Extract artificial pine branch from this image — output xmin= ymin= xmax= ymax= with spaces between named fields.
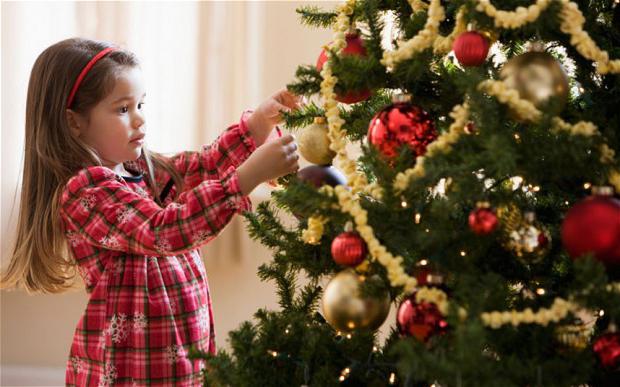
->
xmin=296 ymin=6 xmax=337 ymax=28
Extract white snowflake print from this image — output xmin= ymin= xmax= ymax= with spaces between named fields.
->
xmin=97 ymin=363 xmax=117 ymax=387
xmin=132 ymin=313 xmax=147 ymax=333
xmin=99 ymin=235 xmax=121 ymax=249
xmin=70 ymin=356 xmax=84 ymax=374
xmin=66 ymin=231 xmax=85 ymax=247
xmin=167 ymin=202 xmax=183 ymax=210
xmin=80 ymin=195 xmax=97 ymax=212
xmin=164 ymin=344 xmax=186 ymax=364
xmin=77 ymin=266 xmax=92 ymax=287
xmin=116 ymin=207 xmax=133 ymax=225
xmin=197 ymin=306 xmax=210 ymax=334
xmin=105 ymin=314 xmax=128 ymax=344
xmin=155 ymin=238 xmax=172 ymax=254
xmin=98 ymin=331 xmax=107 ymax=349
xmin=191 ymin=230 xmax=210 ymax=244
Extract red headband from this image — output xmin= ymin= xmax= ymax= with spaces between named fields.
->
xmin=66 ymin=47 xmax=116 ymax=108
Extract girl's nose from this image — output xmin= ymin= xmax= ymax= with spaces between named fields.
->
xmin=133 ymin=114 xmax=145 ymax=129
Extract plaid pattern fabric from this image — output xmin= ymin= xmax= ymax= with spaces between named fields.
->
xmin=61 ymin=113 xmax=256 ymax=387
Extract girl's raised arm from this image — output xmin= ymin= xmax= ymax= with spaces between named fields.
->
xmin=60 ymin=165 xmax=250 ymax=256
xmin=139 ymin=112 xmax=257 ymax=197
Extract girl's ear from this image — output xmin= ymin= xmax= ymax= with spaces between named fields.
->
xmin=65 ymin=109 xmax=83 ymax=138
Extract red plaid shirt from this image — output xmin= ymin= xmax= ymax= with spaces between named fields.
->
xmin=60 ymin=112 xmax=256 ymax=387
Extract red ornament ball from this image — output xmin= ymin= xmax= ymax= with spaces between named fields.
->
xmin=367 ymin=99 xmax=438 ymax=160
xmin=411 ymin=262 xmax=445 ymax=287
xmin=468 ymin=206 xmax=499 ymax=235
xmin=297 ymin=165 xmax=347 ymax=188
xmin=412 ymin=265 xmax=433 ymax=287
xmin=396 ymin=294 xmax=448 ymax=342
xmin=331 ymin=232 xmax=367 ymax=267
xmin=453 ymin=31 xmax=490 ymax=67
xmin=593 ymin=332 xmax=620 ymax=369
xmin=561 ymin=190 xmax=620 ymax=266
xmin=316 ymin=33 xmax=371 ymax=104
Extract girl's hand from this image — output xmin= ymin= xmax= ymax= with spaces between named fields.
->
xmin=237 ymin=134 xmax=299 ymax=195
xmin=246 ymin=89 xmax=301 ymax=146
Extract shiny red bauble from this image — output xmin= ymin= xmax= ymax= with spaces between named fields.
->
xmin=331 ymin=232 xmax=367 ymax=267
xmin=468 ymin=206 xmax=499 ymax=235
xmin=396 ymin=295 xmax=448 ymax=342
xmin=297 ymin=165 xmax=347 ymax=188
xmin=367 ymin=99 xmax=437 ymax=160
xmin=316 ymin=33 xmax=371 ymax=104
xmin=593 ymin=332 xmax=620 ymax=369
xmin=453 ymin=31 xmax=490 ymax=67
xmin=561 ymin=190 xmax=620 ymax=266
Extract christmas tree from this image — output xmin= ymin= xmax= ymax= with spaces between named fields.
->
xmin=191 ymin=0 xmax=620 ymax=385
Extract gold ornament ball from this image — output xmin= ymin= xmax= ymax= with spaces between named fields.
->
xmin=500 ymin=51 xmax=569 ymax=117
xmin=502 ymin=211 xmax=551 ymax=264
xmin=321 ymin=269 xmax=390 ymax=332
xmin=298 ymin=117 xmax=336 ymax=165
xmin=554 ymin=319 xmax=595 ymax=351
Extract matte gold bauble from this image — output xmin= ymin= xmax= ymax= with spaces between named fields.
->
xmin=321 ymin=269 xmax=390 ymax=332
xmin=500 ymin=51 xmax=569 ymax=117
xmin=298 ymin=117 xmax=336 ymax=165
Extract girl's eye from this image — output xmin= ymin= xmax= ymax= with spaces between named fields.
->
xmin=138 ymin=102 xmax=145 ymax=110
xmin=119 ymin=106 xmax=129 ymax=114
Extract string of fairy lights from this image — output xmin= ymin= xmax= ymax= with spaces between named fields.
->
xmin=287 ymin=0 xmax=620 ymax=384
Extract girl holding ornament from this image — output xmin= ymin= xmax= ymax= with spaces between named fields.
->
xmin=0 ymin=38 xmax=301 ymax=386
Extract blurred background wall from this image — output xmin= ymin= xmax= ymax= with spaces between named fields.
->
xmin=1 ymin=2 xmax=397 ymax=385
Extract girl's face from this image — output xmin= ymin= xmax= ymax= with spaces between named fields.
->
xmin=77 ymin=66 xmax=146 ymax=169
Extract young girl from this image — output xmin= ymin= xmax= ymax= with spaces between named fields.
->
xmin=0 ymin=37 xmax=300 ymax=386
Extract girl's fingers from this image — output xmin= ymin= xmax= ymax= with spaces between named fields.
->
xmin=285 ymin=150 xmax=299 ymax=162
xmin=289 ymin=160 xmax=300 ymax=173
xmin=278 ymin=90 xmax=301 ymax=109
xmin=277 ymin=103 xmax=292 ymax=115
xmin=279 ymin=134 xmax=295 ymax=144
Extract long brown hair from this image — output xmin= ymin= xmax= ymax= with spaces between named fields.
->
xmin=0 ymin=38 xmax=183 ymax=294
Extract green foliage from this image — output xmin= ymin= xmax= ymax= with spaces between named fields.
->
xmin=198 ymin=0 xmax=620 ymax=385
xmin=297 ymin=6 xmax=337 ymax=28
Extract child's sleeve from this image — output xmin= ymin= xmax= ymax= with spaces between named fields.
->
xmin=153 ymin=111 xmax=257 ymax=193
xmin=60 ymin=166 xmax=250 ymax=256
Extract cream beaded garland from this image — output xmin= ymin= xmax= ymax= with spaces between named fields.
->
xmin=301 ymin=216 xmax=328 ymax=245
xmin=381 ymin=0 xmax=445 ymax=70
xmin=558 ymin=0 xmax=620 ymax=74
xmin=481 ymin=298 xmax=578 ymax=329
xmin=433 ymin=7 xmax=467 ymax=55
xmin=306 ymin=0 xmax=620 ymax=326
xmin=476 ymin=0 xmax=551 ymax=29
xmin=479 ymin=78 xmax=620 ymax=192
xmin=394 ymin=102 xmax=470 ymax=193
xmin=323 ymin=185 xmax=419 ymax=293
xmin=320 ymin=0 xmax=369 ymax=195
xmin=475 ymin=0 xmax=620 ymax=75
xmin=478 ymin=79 xmax=542 ymax=122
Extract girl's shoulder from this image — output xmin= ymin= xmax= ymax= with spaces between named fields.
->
xmin=62 ymin=166 xmax=125 ymax=200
